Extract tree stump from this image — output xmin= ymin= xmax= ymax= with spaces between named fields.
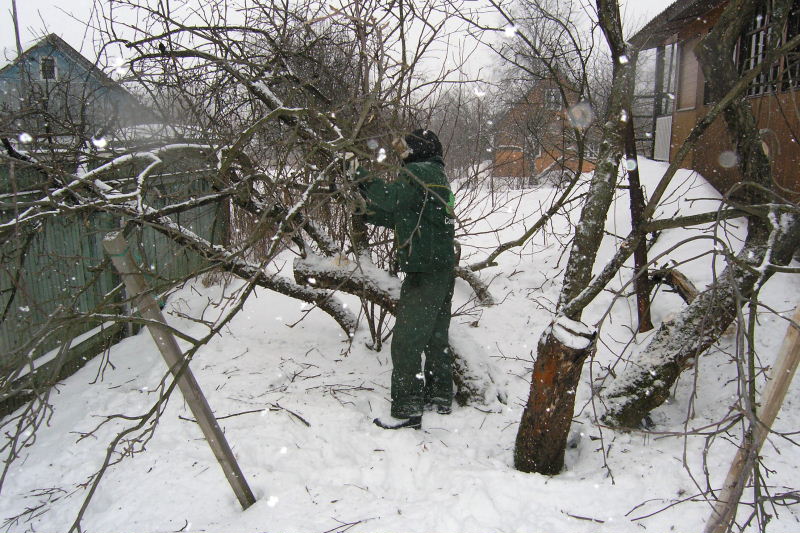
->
xmin=514 ymin=317 xmax=596 ymax=474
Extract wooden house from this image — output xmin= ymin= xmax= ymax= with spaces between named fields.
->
xmin=0 ymin=34 xmax=149 ymax=154
xmin=632 ymin=0 xmax=800 ymax=198
xmin=492 ymin=78 xmax=596 ymax=184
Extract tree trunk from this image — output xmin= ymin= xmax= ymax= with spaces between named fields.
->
xmin=623 ymin=116 xmax=653 ymax=332
xmin=515 ymin=317 xmax=596 ymax=473
xmin=513 ymin=0 xmax=633 ymax=475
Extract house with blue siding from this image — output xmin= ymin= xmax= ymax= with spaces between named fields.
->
xmin=0 ymin=33 xmax=150 ymax=162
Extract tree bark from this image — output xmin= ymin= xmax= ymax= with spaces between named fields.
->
xmin=623 ymin=115 xmax=654 ymax=332
xmin=515 ymin=318 xmax=596 ymax=473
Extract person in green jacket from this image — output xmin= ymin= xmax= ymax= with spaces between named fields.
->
xmin=356 ymin=129 xmax=456 ymax=430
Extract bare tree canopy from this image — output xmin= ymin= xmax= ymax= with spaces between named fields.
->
xmin=0 ymin=0 xmax=798 ymax=531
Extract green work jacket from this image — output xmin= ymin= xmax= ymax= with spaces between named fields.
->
xmin=359 ymin=156 xmax=455 ymax=272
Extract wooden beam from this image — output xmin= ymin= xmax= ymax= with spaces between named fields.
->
xmin=705 ymin=302 xmax=800 ymax=533
xmin=103 ymin=231 xmax=256 ymax=510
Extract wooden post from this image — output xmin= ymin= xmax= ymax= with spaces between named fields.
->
xmin=103 ymin=231 xmax=256 ymax=510
xmin=705 ymin=302 xmax=800 ymax=533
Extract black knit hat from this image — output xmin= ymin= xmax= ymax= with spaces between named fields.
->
xmin=403 ymin=128 xmax=442 ymax=163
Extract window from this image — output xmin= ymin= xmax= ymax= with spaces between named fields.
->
xmin=783 ymin=0 xmax=800 ymax=90
xmin=544 ymin=88 xmax=561 ymax=110
xmin=737 ymin=0 xmax=800 ymax=96
xmin=40 ymin=56 xmax=56 ymax=80
xmin=657 ymin=42 xmax=678 ymax=115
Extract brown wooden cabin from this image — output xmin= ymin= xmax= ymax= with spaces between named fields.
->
xmin=632 ymin=0 xmax=800 ymax=199
xmin=492 ymin=78 xmax=595 ymax=184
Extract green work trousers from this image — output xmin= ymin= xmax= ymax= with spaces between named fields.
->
xmin=390 ymin=269 xmax=455 ymax=418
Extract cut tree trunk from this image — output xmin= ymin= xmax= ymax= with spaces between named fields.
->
xmin=514 ymin=317 xmax=596 ymax=474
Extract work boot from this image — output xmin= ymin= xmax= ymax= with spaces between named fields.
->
xmin=373 ymin=415 xmax=422 ymax=430
xmin=424 ymin=397 xmax=452 ymax=415
xmin=425 ymin=402 xmax=452 ymax=415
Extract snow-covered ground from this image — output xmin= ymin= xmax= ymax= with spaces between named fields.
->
xmin=2 ymin=158 xmax=799 ymax=532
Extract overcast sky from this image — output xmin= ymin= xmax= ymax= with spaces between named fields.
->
xmin=1 ymin=0 xmax=675 ymax=67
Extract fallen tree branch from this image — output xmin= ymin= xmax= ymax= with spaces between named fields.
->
xmin=455 ymin=266 xmax=495 ymax=306
xmin=603 ymin=214 xmax=800 ymax=428
xmin=652 ymin=267 xmax=700 ymax=304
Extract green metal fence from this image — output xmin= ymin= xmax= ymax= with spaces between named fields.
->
xmin=0 ymin=153 xmax=227 ymax=371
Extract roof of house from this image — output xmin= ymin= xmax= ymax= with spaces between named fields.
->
xmin=496 ymin=76 xmax=579 ymax=125
xmin=0 ymin=33 xmax=123 ymax=91
xmin=629 ymin=0 xmax=727 ymax=50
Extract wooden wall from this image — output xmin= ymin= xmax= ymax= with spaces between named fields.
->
xmin=665 ymin=5 xmax=800 ymax=199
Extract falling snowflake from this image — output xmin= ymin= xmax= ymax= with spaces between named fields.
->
xmin=718 ymin=150 xmax=738 ymax=168
xmin=504 ymin=24 xmax=518 ymax=37
xmin=19 ymin=132 xmax=33 ymax=143
xmin=367 ymin=139 xmax=379 ymax=150
xmin=625 ymin=159 xmax=638 ymax=171
xmin=618 ymin=55 xmax=629 ymax=65
xmin=112 ymin=56 xmax=129 ymax=77
xmin=473 ymin=87 xmax=486 ymax=98
xmin=567 ymin=102 xmax=594 ymax=130
xmin=376 ymin=147 xmax=387 ymax=163
xmin=92 ymin=136 xmax=108 ymax=149
xmin=267 ymin=495 xmax=279 ymax=507
xmin=619 ymin=109 xmax=629 ymax=123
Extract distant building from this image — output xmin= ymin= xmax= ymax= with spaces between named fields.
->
xmin=632 ymin=0 xmax=800 ymax=198
xmin=492 ymin=78 xmax=596 ymax=185
xmin=0 ymin=34 xmax=150 ymax=163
